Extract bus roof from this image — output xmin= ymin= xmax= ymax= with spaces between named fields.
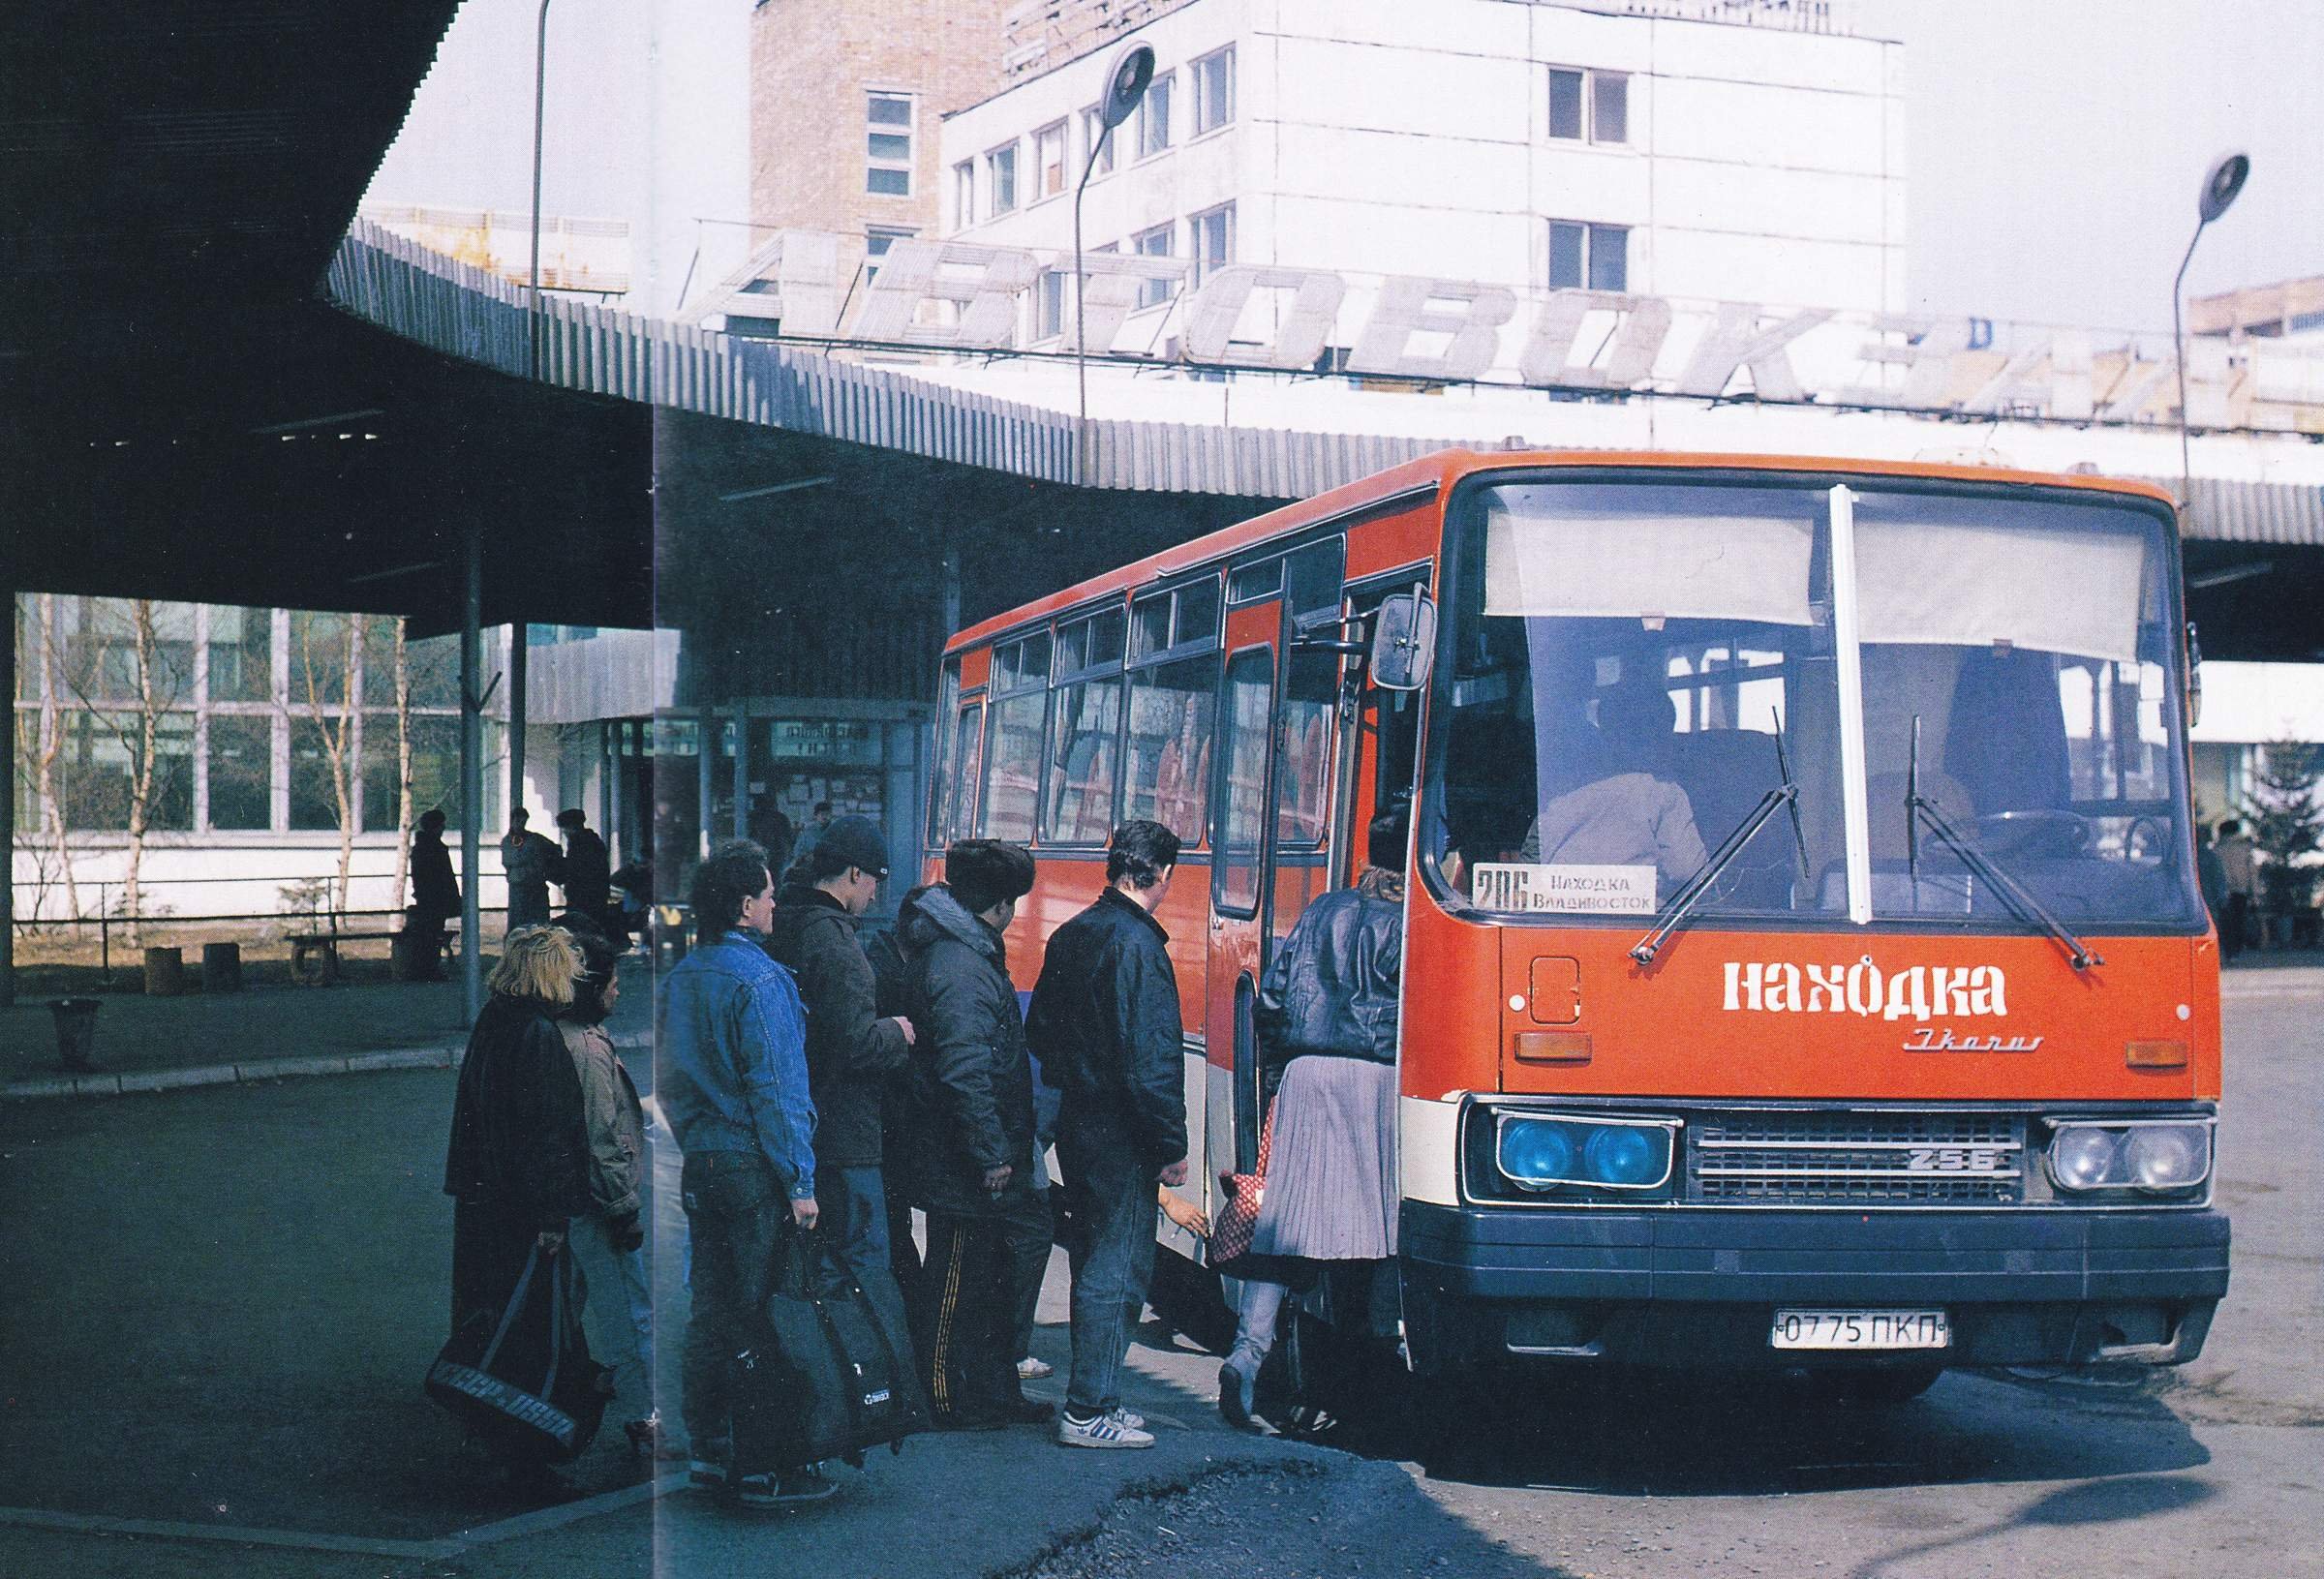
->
xmin=944 ymin=447 xmax=2182 ymax=654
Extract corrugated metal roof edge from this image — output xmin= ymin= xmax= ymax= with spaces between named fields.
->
xmin=325 ymin=224 xmax=2324 ymax=546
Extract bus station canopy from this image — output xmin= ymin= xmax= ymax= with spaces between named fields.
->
xmin=0 ymin=3 xmax=651 ymax=636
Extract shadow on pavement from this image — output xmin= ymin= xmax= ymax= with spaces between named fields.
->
xmin=1322 ymin=1353 xmax=2210 ymax=1498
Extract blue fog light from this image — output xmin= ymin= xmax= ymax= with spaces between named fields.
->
xmin=1583 ymin=1124 xmax=1665 ymax=1187
xmin=1498 ymin=1118 xmax=1575 ymax=1187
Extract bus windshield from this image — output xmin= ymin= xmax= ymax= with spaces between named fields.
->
xmin=1433 ymin=476 xmax=2203 ymax=932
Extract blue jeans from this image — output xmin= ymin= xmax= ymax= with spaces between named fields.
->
xmin=1058 ymin=1128 xmax=1157 ymax=1417
xmin=678 ymin=1150 xmax=787 ymax=1464
xmin=818 ymin=1164 xmax=913 ymax=1359
xmin=571 ymin=1213 xmax=655 ymax=1392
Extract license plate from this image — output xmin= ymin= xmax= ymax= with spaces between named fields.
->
xmin=1769 ymin=1309 xmax=1951 ymax=1351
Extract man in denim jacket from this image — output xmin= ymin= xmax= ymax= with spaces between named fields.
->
xmin=657 ymin=838 xmax=834 ymax=1508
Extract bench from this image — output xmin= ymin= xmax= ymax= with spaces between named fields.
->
xmin=290 ymin=927 xmax=460 ymax=985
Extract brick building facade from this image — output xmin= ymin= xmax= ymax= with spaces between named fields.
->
xmin=749 ymin=0 xmax=1016 ymax=273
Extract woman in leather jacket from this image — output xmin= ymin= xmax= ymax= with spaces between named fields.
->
xmin=1217 ymin=805 xmax=1408 ymax=1433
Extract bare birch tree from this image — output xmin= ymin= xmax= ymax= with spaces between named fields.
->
xmin=285 ymin=612 xmax=363 ymax=912
xmin=50 ymin=598 xmax=193 ymax=942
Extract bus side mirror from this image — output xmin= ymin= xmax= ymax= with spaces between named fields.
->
xmin=1369 ymin=591 xmax=1436 ymax=692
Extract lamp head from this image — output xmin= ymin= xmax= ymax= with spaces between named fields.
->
xmin=1099 ymin=43 xmax=1155 ymax=131
xmin=2198 ymin=152 xmax=2249 ymax=225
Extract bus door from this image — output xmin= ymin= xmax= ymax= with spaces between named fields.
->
xmin=1207 ymin=541 xmax=1348 ymax=1187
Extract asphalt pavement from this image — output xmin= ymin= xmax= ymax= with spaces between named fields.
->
xmin=1 ymin=962 xmax=2316 ymax=1578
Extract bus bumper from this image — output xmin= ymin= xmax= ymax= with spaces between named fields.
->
xmin=1398 ymin=1199 xmax=2229 ymax=1373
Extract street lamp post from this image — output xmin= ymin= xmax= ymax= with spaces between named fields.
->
xmin=1074 ymin=44 xmax=1154 ymax=488
xmin=2172 ymin=152 xmax=2250 ymax=524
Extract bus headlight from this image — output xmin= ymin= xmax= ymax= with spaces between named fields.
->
xmin=1495 ymin=1112 xmax=1676 ymax=1194
xmin=2125 ymin=1126 xmax=2209 ymax=1190
xmin=2046 ymin=1120 xmax=2212 ymax=1196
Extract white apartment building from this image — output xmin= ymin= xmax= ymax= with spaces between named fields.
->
xmin=938 ymin=0 xmax=1905 ymax=353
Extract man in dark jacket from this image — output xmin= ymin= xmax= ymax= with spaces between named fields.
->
xmin=764 ymin=816 xmax=917 ymax=1342
xmin=1026 ymin=820 xmax=1189 ymax=1449
xmin=556 ymin=808 xmax=613 ymax=931
xmin=896 ymin=838 xmax=1050 ymax=1429
xmin=409 ymin=808 xmax=460 ymax=980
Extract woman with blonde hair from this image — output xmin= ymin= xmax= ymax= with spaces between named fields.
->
xmin=443 ymin=926 xmax=603 ymax=1486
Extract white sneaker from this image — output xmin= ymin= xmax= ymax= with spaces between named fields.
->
xmin=1106 ymin=1405 xmax=1146 ymax=1432
xmin=1016 ymin=1355 xmax=1054 ymax=1381
xmin=1055 ymin=1410 xmax=1154 ymax=1449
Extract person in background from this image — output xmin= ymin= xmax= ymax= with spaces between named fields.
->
xmin=764 ymin=816 xmax=918 ymax=1355
xmin=1521 ymin=678 xmax=1705 ymax=900
xmin=1217 ymin=805 xmax=1410 ymax=1436
xmin=408 ymin=807 xmax=459 ymax=980
xmin=1027 ymin=820 xmax=1190 ymax=1450
xmin=2217 ymin=818 xmax=2256 ymax=961
xmin=557 ymin=808 xmax=613 ymax=935
xmin=442 ymin=925 xmax=600 ymax=1492
xmin=656 ymin=839 xmax=834 ymax=1509
xmin=502 ymin=808 xmax=563 ymax=932
xmin=557 ymin=929 xmax=659 ymax=1457
xmin=789 ymin=802 xmax=836 ymax=874
xmin=2198 ymin=821 xmax=2230 ymax=956
xmin=896 ymin=839 xmax=1051 ymax=1431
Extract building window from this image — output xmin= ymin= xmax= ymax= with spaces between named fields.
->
xmin=1083 ymin=106 xmax=1116 ymax=177
xmin=987 ymin=142 xmax=1018 ymax=216
xmin=1192 ymin=46 xmax=1235 ymax=136
xmin=866 ymin=92 xmax=914 ymax=196
xmin=1549 ymin=220 xmax=1628 ymax=291
xmin=954 ymin=161 xmax=975 ymax=227
xmin=205 ymin=714 xmax=272 ymax=831
xmin=866 ymin=226 xmax=914 ymax=285
xmin=207 ymin=605 xmax=271 ymax=702
xmin=63 ymin=710 xmax=194 ymax=833
xmin=1190 ymin=202 xmax=1234 ymax=287
xmin=1593 ymin=72 xmax=1629 ymax=144
xmin=1137 ymin=72 xmax=1174 ymax=159
xmin=1036 ymin=267 xmax=1066 ymax=340
xmin=1134 ymin=223 xmax=1176 ymax=309
xmin=1034 ymin=120 xmax=1068 ymax=199
xmin=1549 ymin=67 xmax=1629 ymax=145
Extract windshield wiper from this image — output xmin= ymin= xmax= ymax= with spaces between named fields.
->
xmin=1906 ymin=714 xmax=2103 ymax=972
xmin=1631 ymin=737 xmax=1809 ymax=965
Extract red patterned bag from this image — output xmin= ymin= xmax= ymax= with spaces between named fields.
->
xmin=1208 ymin=1099 xmax=1277 ymax=1267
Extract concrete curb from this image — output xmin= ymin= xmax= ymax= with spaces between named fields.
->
xmin=4 ymin=1032 xmax=651 ymax=1103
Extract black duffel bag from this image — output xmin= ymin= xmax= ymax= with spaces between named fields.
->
xmin=426 ymin=1243 xmax=613 ymax=1464
xmin=732 ymin=1230 xmax=927 ymax=1473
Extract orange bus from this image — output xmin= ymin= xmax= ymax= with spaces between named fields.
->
xmin=928 ymin=448 xmax=2226 ymax=1395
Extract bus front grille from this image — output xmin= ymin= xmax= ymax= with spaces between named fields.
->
xmin=1687 ymin=1111 xmax=2027 ymax=1205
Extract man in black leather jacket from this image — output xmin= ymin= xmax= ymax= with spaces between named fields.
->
xmin=1027 ymin=820 xmax=1190 ymax=1449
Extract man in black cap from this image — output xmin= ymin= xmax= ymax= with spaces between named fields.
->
xmin=894 ymin=837 xmax=1049 ymax=1429
xmin=764 ymin=816 xmax=918 ymax=1340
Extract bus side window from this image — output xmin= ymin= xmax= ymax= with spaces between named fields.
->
xmin=1272 ymin=646 xmax=1338 ymax=926
xmin=1125 ymin=653 xmax=1218 ymax=847
xmin=1215 ymin=649 xmax=1274 ymax=915
xmin=983 ymin=691 xmax=1046 ymax=841
xmin=1043 ymin=676 xmax=1125 ymax=844
xmin=944 ymin=701 xmax=983 ymax=844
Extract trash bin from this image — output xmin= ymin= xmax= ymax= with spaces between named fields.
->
xmin=50 ymin=998 xmax=101 ymax=1072
xmin=201 ymin=942 xmax=243 ymax=993
xmin=144 ymin=945 xmax=187 ymax=996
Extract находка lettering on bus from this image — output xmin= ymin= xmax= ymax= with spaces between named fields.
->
xmin=1723 ymin=958 xmax=2013 ymax=1021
